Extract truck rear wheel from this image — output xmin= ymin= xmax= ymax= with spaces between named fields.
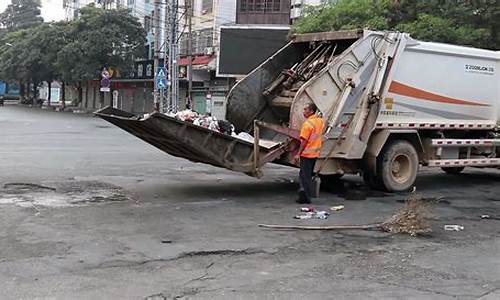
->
xmin=378 ymin=140 xmax=418 ymax=192
xmin=441 ymin=167 xmax=465 ymax=175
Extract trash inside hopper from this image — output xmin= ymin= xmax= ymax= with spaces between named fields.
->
xmin=95 ymin=106 xmax=285 ymax=176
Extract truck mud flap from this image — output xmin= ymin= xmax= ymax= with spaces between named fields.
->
xmin=94 ymin=106 xmax=287 ymax=176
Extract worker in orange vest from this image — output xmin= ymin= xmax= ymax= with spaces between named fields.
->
xmin=294 ymin=102 xmax=325 ymax=204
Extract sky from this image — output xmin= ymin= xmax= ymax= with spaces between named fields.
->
xmin=0 ymin=0 xmax=66 ymax=22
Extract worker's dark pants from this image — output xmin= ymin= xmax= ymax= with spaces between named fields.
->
xmin=299 ymin=157 xmax=317 ymax=202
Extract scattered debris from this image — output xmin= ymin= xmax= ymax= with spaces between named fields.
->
xmin=294 ymin=214 xmax=313 ymax=220
xmin=300 ymin=207 xmax=315 ymax=212
xmin=172 ymin=109 xmax=237 ymax=136
xmin=174 ymin=109 xmax=198 ymax=122
xmin=171 ymin=109 xmax=279 ymax=146
xmin=444 ymin=225 xmax=465 ymax=231
xmin=217 ymin=120 xmax=233 ymax=135
xmin=193 ymin=115 xmax=220 ymax=132
xmin=144 ymin=108 xmax=281 ymax=149
xmin=260 ymin=189 xmax=432 ymax=236
xmin=294 ymin=210 xmax=329 ymax=220
xmin=330 ymin=205 xmax=345 ymax=211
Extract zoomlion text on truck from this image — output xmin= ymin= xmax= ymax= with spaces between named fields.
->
xmin=96 ymin=30 xmax=500 ymax=192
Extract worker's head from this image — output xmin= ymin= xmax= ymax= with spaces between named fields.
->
xmin=303 ymin=103 xmax=317 ymax=118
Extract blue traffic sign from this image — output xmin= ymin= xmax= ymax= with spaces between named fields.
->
xmin=157 ymin=67 xmax=167 ymax=78
xmin=156 ymin=67 xmax=168 ymax=89
xmin=157 ymin=77 xmax=168 ymax=89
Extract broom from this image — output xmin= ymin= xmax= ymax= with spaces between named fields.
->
xmin=312 ymin=115 xmax=354 ymax=198
xmin=259 ymin=189 xmax=432 ymax=236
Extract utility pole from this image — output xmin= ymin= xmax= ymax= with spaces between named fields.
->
xmin=153 ymin=0 xmax=161 ymax=112
xmin=160 ymin=0 xmax=169 ymax=113
xmin=187 ymin=0 xmax=193 ymax=109
xmin=167 ymin=0 xmax=179 ymax=113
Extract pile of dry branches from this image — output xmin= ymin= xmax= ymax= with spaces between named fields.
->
xmin=380 ymin=192 xmax=431 ymax=236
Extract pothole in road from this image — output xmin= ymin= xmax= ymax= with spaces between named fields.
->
xmin=0 ymin=180 xmax=130 ymax=208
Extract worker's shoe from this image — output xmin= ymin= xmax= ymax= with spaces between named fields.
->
xmin=296 ymin=191 xmax=311 ymax=204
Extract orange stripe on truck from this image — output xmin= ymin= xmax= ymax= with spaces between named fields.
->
xmin=388 ymin=81 xmax=489 ymax=107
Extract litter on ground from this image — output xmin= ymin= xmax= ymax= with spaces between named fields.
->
xmin=444 ymin=225 xmax=465 ymax=231
xmin=294 ymin=210 xmax=329 ymax=220
xmin=260 ymin=189 xmax=432 ymax=237
xmin=330 ymin=205 xmax=345 ymax=211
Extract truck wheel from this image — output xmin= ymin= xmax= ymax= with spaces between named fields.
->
xmin=441 ymin=167 xmax=465 ymax=175
xmin=378 ymin=140 xmax=418 ymax=192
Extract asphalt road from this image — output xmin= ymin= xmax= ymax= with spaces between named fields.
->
xmin=1 ymin=105 xmax=500 ymax=299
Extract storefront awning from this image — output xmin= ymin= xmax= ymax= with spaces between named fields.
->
xmin=178 ymin=55 xmax=214 ymax=66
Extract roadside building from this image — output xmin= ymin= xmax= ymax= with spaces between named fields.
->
xmin=176 ymin=0 xmax=291 ymax=117
xmin=290 ymin=0 xmax=322 ymax=23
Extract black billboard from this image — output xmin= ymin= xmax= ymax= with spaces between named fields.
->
xmin=217 ymin=26 xmax=290 ymax=77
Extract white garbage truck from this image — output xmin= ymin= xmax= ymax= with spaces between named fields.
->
xmin=97 ymin=29 xmax=500 ymax=192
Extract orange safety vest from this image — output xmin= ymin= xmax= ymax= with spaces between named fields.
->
xmin=299 ymin=114 xmax=325 ymax=158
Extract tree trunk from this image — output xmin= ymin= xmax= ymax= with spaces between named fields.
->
xmin=19 ymin=81 xmax=25 ymax=102
xmin=85 ymin=81 xmax=89 ymax=109
xmin=92 ymin=84 xmax=96 ymax=109
xmin=61 ymin=82 xmax=66 ymax=110
xmin=32 ymin=81 xmax=38 ymax=106
xmin=77 ymin=82 xmax=83 ymax=107
xmin=47 ymin=81 xmax=52 ymax=107
xmin=25 ymin=82 xmax=30 ymax=102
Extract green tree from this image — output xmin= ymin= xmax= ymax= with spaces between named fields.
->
xmin=293 ymin=0 xmax=499 ymax=50
xmin=29 ymin=23 xmax=69 ymax=105
xmin=0 ymin=0 xmax=44 ymax=29
xmin=0 ymin=29 xmax=32 ymax=100
xmin=294 ymin=0 xmax=390 ymax=33
xmin=0 ymin=23 xmax=66 ymax=104
xmin=395 ymin=14 xmax=489 ymax=47
xmin=0 ymin=5 xmax=146 ymax=107
xmin=0 ymin=0 xmax=44 ymax=102
xmin=56 ymin=5 xmax=146 ymax=106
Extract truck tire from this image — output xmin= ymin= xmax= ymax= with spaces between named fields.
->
xmin=441 ymin=167 xmax=465 ymax=175
xmin=378 ymin=140 xmax=419 ymax=192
